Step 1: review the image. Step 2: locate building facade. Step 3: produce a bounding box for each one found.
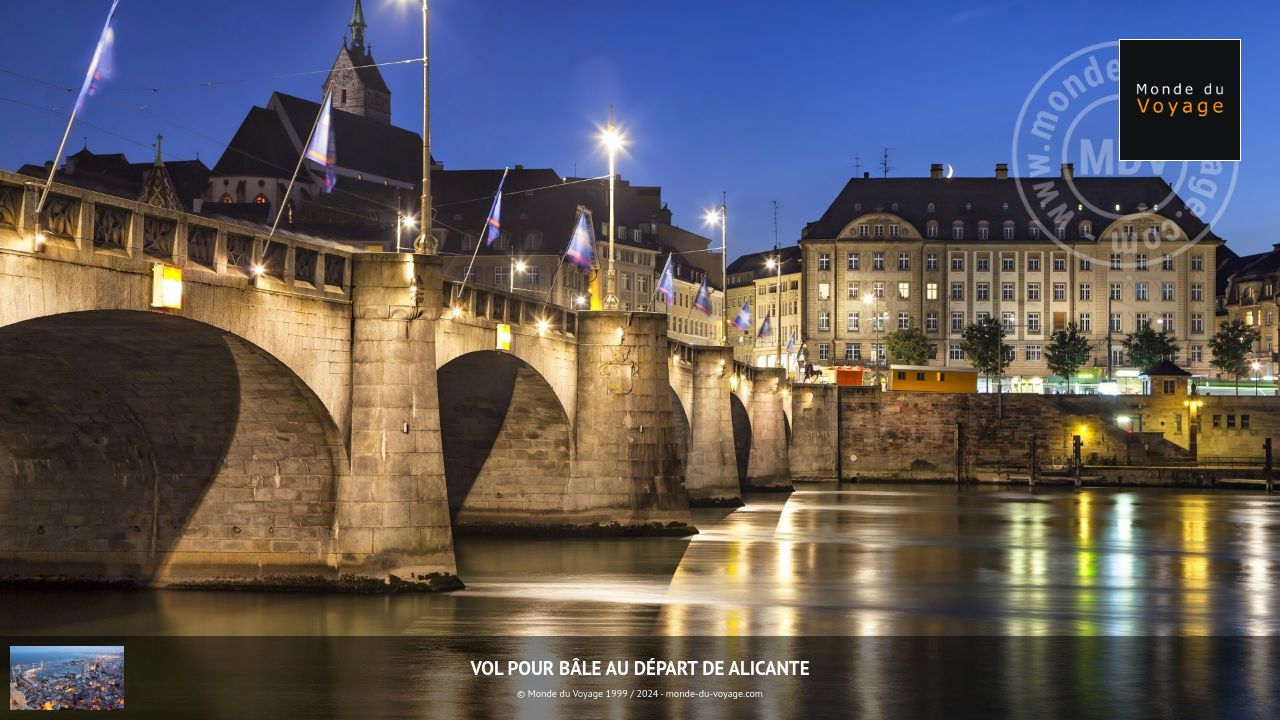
[726,247,802,370]
[1219,244,1280,381]
[798,163,1223,391]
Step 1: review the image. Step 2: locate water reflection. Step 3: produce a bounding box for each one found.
[5,485,1280,638]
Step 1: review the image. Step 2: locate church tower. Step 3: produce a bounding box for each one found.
[323,0,391,123]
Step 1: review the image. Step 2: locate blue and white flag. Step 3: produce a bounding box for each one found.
[656,256,674,306]
[757,310,772,339]
[74,0,121,113]
[484,174,506,245]
[692,276,712,315]
[732,301,752,332]
[304,93,336,193]
[566,210,595,269]
[786,329,796,352]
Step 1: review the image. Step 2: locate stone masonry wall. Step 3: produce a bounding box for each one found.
[0,312,344,584]
[563,312,692,532]
[438,353,572,529]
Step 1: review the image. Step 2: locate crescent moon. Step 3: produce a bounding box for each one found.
[945,164,954,179]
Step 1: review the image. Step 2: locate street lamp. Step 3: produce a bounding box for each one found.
[392,0,434,251]
[704,200,728,344]
[598,113,626,311]
[511,259,526,293]
[766,255,783,371]
[396,213,417,252]
[1252,360,1262,396]
[862,292,883,386]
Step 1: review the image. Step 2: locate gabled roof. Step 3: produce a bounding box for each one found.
[726,246,802,287]
[802,174,1220,244]
[212,92,420,183]
[432,168,671,258]
[343,45,389,94]
[16,147,210,211]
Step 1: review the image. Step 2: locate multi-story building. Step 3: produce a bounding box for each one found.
[799,163,1224,391]
[725,247,802,370]
[659,249,724,345]
[1219,243,1280,379]
[433,168,716,311]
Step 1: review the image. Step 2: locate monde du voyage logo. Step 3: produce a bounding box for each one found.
[1120,39,1241,162]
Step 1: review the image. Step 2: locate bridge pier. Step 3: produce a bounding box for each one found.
[745,368,793,491]
[683,346,742,506]
[563,312,695,534]
[338,254,460,590]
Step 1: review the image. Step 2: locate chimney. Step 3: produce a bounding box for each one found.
[995,163,1008,180]
[1061,162,1074,179]
[863,171,870,179]
[930,163,944,179]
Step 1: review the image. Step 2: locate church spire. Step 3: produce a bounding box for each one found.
[349,0,367,49]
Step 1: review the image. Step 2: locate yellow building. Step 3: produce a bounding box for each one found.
[798,163,1224,391]
[887,365,978,393]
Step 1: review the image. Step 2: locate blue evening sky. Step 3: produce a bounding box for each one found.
[1,1,1276,255]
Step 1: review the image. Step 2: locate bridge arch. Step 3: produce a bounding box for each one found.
[0,252,352,437]
[0,310,346,583]
[436,350,572,530]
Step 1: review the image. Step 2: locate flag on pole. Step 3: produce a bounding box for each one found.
[566,210,595,269]
[757,310,772,339]
[74,0,121,113]
[656,256,674,306]
[692,276,712,315]
[304,93,336,193]
[483,174,506,245]
[732,301,752,332]
[786,329,796,353]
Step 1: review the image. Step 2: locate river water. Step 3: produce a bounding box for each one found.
[6,484,1280,718]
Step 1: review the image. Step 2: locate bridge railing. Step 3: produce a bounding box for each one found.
[443,279,577,336]
[0,171,354,300]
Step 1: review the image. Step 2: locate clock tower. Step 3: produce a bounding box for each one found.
[323,0,392,124]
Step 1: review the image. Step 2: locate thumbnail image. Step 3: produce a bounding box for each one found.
[9,646,124,711]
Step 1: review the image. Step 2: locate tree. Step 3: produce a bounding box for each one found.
[884,327,931,366]
[1045,322,1093,391]
[960,318,1012,383]
[1209,318,1261,395]
[1122,324,1179,373]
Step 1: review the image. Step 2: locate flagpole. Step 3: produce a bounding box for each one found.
[36,0,120,219]
[269,87,333,241]
[457,167,508,305]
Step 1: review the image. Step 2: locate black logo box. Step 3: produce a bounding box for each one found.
[1119,39,1240,162]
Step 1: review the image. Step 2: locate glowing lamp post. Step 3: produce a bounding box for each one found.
[599,115,626,311]
[704,201,727,344]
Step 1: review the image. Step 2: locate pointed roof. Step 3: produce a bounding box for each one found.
[349,0,367,48]
[1143,359,1191,377]
[138,135,184,211]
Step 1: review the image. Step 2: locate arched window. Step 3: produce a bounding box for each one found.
[1002,220,1016,240]
[927,202,936,213]
[977,220,990,240]
[1079,220,1093,239]
[926,220,938,238]
[951,220,965,240]
[254,194,268,205]
[219,194,233,204]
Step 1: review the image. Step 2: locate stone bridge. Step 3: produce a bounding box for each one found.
[0,172,790,592]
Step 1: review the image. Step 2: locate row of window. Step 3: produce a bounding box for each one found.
[669,316,715,338]
[814,309,1209,336]
[817,279,1206,304]
[816,251,1206,273]
[855,219,1171,242]
[813,342,1214,367]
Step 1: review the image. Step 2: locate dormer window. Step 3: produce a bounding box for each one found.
[1002,220,1015,240]
[952,221,964,240]
[1079,220,1093,238]
[978,221,990,240]
[926,220,938,238]
[927,202,936,213]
